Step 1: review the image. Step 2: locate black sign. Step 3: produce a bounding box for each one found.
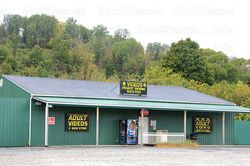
[65,113,89,131]
[194,117,212,134]
[120,81,147,95]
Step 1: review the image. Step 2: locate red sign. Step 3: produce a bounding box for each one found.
[48,117,55,125]
[140,110,149,117]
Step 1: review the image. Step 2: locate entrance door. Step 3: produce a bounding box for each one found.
[138,117,149,144]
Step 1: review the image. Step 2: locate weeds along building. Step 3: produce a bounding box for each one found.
[0,75,250,147]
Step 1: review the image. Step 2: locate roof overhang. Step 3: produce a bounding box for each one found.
[33,96,250,113]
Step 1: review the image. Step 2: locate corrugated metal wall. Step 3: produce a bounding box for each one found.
[31,104,97,146]
[234,120,250,145]
[48,106,96,146]
[30,104,235,146]
[187,112,234,145]
[0,98,29,146]
[149,111,184,132]
[31,101,45,146]
[187,112,222,145]
[98,109,234,145]
[0,77,30,146]
[225,112,234,145]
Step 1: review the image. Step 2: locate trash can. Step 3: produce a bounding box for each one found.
[190,133,199,142]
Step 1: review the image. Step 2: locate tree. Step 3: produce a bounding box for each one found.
[162,38,210,83]
[88,37,109,66]
[146,42,169,62]
[49,38,72,75]
[202,49,245,84]
[1,15,26,42]
[64,18,78,39]
[71,42,96,80]
[25,14,57,48]
[0,44,11,64]
[230,57,250,84]
[201,49,229,84]
[1,15,27,53]
[114,29,130,40]
[112,39,145,76]
[88,25,110,66]
[144,63,187,86]
[63,18,91,43]
[92,25,108,38]
[0,56,17,74]
[26,45,43,67]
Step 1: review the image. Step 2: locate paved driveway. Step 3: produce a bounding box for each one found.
[0,146,249,166]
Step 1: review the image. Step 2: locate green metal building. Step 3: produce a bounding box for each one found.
[0,75,250,147]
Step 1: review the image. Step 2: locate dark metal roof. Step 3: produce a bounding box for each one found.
[3,75,235,105]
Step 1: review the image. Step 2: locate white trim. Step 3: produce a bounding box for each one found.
[33,97,48,103]
[31,93,235,106]
[141,109,144,145]
[28,95,33,146]
[32,98,250,113]
[96,107,99,145]
[184,110,187,140]
[222,112,225,145]
[0,78,3,87]
[45,103,49,146]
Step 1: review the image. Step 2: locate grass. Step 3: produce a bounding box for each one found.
[154,140,199,148]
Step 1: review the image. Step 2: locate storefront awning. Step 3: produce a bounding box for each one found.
[34,96,250,113]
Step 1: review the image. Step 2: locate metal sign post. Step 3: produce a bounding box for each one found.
[141,109,144,146]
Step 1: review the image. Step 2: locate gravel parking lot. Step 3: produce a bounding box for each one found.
[0,146,250,166]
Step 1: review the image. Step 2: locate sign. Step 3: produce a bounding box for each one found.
[194,117,212,134]
[48,117,55,125]
[120,81,147,95]
[65,113,89,131]
[140,109,149,117]
[150,120,157,131]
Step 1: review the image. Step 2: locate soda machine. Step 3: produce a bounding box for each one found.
[119,120,127,144]
[119,119,138,145]
[127,119,138,144]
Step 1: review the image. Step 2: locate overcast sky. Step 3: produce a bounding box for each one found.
[0,0,249,59]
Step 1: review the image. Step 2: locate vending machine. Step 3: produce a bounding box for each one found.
[119,120,127,145]
[119,119,138,145]
[126,119,138,145]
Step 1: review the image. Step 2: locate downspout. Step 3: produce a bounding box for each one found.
[28,95,33,146]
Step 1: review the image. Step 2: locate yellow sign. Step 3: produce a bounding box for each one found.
[65,113,88,131]
[120,81,147,95]
[194,117,212,134]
